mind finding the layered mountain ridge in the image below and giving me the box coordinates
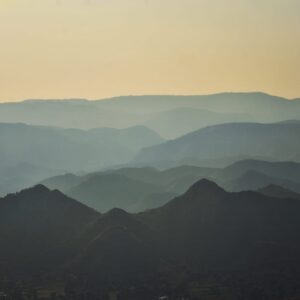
[1,179,300,279]
[39,159,300,212]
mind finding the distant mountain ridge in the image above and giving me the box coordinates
[141,107,253,138]
[67,173,166,212]
[0,123,163,196]
[135,121,300,165]
[1,92,299,138]
[40,159,300,212]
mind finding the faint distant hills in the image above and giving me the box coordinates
[0,162,59,198]
[2,119,299,198]
[141,107,252,139]
[66,173,168,213]
[224,170,300,193]
[1,92,299,138]
[0,123,163,196]
[40,159,300,212]
[135,121,300,165]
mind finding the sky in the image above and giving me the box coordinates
[0,0,299,102]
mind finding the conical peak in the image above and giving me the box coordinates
[185,178,225,196]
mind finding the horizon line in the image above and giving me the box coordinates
[1,91,299,103]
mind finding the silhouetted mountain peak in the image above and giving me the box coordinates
[91,208,136,230]
[105,207,129,219]
[14,184,50,198]
[84,207,155,247]
[185,178,225,196]
[160,179,227,212]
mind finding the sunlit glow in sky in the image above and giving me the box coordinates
[0,0,299,101]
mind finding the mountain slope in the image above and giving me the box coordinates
[95,93,300,118]
[141,107,252,138]
[0,185,99,270]
[257,184,300,199]
[0,162,59,197]
[222,159,300,183]
[73,208,162,284]
[0,123,163,172]
[140,179,300,270]
[1,180,300,297]
[40,159,300,212]
[135,122,300,164]
[39,173,82,191]
[67,174,165,212]
[0,123,163,195]
[223,170,300,193]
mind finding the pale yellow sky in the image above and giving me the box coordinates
[0,0,299,102]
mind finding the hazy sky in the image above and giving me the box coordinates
[0,0,299,102]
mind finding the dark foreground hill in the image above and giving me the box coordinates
[1,180,300,299]
[139,179,300,269]
[0,185,99,271]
